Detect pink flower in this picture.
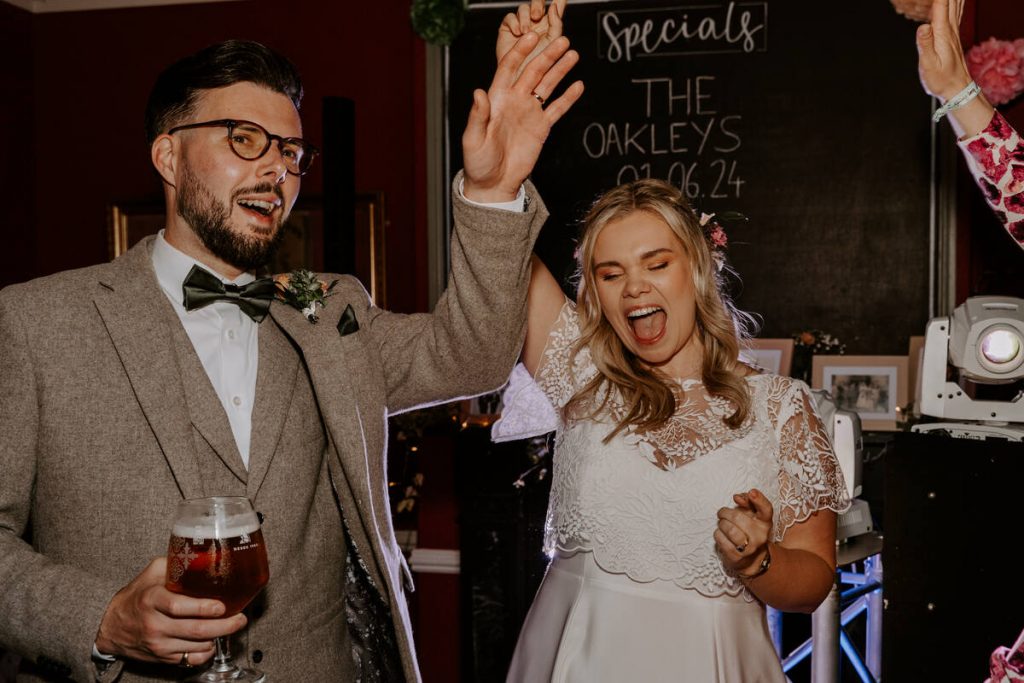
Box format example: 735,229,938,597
708,224,728,247
967,38,1024,106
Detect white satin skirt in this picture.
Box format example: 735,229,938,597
506,550,787,683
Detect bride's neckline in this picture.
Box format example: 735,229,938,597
671,373,765,388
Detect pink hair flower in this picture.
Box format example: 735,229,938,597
708,225,728,247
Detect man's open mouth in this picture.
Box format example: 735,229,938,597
237,198,278,217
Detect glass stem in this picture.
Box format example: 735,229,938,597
211,636,236,673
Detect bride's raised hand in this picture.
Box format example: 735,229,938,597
496,0,567,65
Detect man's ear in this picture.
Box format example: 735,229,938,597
151,134,178,187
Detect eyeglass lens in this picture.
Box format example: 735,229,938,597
229,122,311,175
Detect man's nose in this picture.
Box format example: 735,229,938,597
256,143,288,184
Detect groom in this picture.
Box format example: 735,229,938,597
0,28,581,683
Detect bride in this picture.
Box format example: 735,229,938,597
492,9,848,680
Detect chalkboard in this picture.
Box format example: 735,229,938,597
446,0,933,354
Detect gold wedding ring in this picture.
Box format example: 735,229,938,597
179,652,191,668
531,91,546,105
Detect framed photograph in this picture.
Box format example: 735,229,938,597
460,390,503,428
107,196,384,306
740,338,795,376
812,355,909,431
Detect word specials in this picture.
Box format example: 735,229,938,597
582,76,744,200
599,2,768,63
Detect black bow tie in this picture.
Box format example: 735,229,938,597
181,264,276,322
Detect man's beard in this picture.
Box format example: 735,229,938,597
177,165,287,272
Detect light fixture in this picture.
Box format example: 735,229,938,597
914,296,1024,439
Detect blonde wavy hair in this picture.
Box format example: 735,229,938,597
566,178,758,441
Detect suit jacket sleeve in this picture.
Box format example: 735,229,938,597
366,172,549,414
0,289,125,682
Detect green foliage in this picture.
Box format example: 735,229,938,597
410,0,467,47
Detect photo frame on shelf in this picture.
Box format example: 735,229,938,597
812,355,909,431
740,338,795,376
460,390,503,428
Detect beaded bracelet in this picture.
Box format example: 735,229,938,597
932,80,982,123
738,543,772,580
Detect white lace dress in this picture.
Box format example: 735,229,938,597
504,301,850,683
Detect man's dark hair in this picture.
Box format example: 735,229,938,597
144,40,303,144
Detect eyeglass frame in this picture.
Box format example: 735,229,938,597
167,118,319,176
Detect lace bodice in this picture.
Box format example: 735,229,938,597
534,301,850,598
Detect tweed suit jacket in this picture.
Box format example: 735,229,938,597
0,177,548,682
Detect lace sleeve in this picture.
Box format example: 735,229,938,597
958,110,1024,248
768,378,851,540
534,298,597,409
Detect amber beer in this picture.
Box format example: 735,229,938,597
166,523,269,616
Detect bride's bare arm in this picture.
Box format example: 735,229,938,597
522,254,568,375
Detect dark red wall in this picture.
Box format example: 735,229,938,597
1,3,35,289
8,0,429,312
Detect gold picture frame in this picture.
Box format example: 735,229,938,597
108,203,165,260
740,338,795,376
812,355,909,431
354,192,387,308
107,193,385,306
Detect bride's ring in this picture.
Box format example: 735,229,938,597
179,652,191,668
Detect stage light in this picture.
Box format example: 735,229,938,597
947,297,1024,382
915,296,1024,440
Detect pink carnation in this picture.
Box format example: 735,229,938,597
708,224,728,247
967,37,1024,106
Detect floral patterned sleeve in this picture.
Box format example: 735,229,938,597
959,110,1024,248
767,377,852,540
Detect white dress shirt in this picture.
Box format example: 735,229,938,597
151,232,259,467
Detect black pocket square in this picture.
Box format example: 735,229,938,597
337,304,359,336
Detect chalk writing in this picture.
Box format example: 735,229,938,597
580,74,745,200
600,2,768,63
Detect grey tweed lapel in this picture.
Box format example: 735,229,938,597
93,237,204,500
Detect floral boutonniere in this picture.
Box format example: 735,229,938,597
274,269,338,324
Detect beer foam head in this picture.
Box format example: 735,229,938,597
173,512,260,539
